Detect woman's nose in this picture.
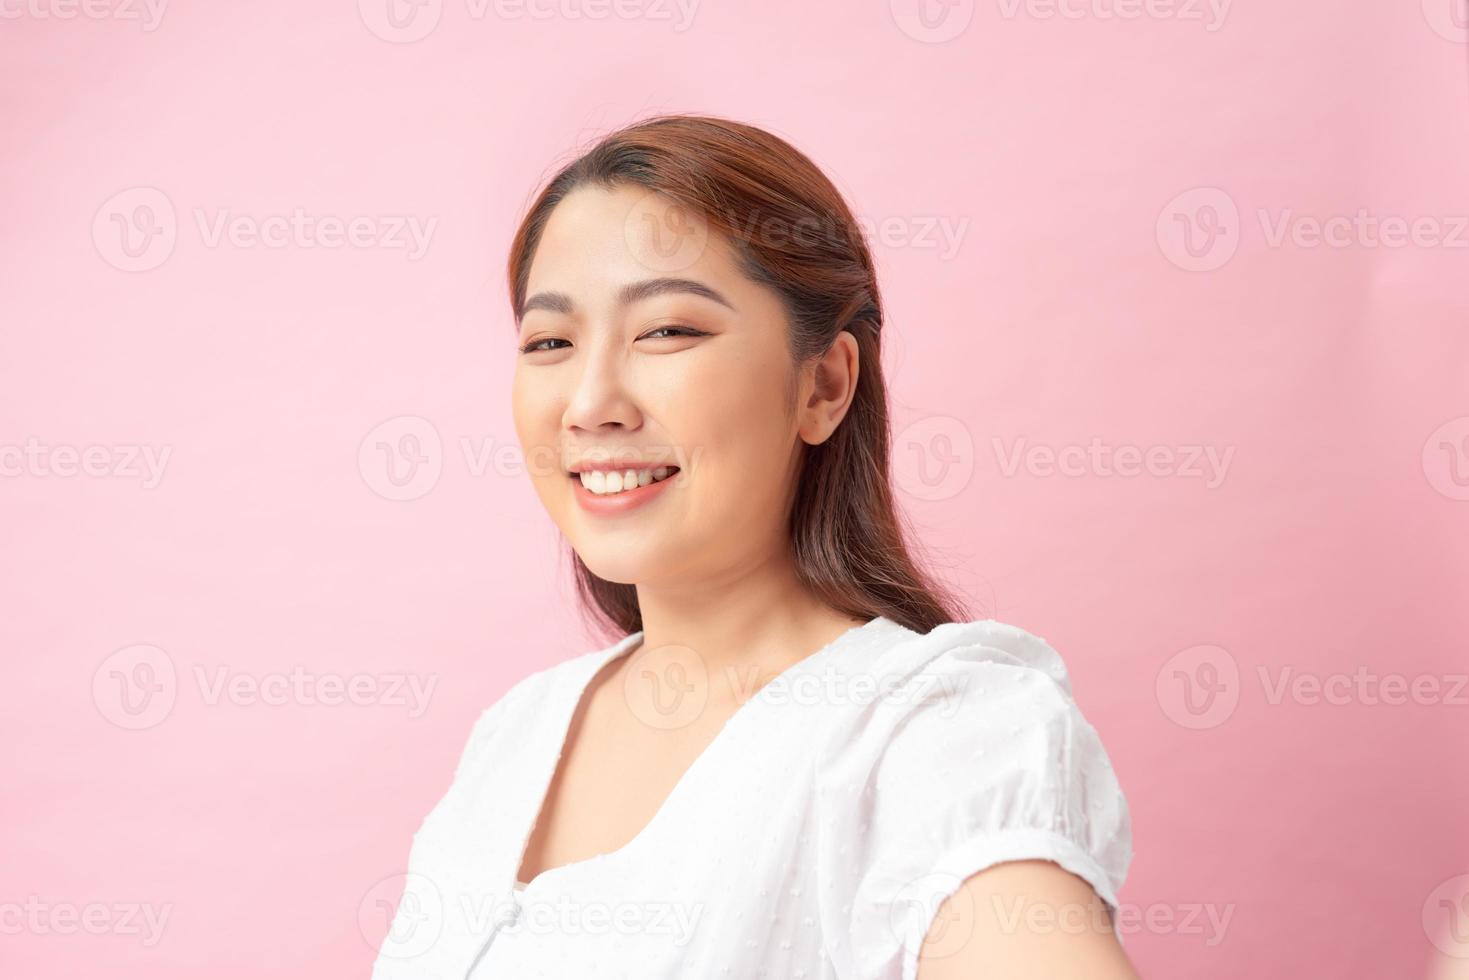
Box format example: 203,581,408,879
561,350,641,433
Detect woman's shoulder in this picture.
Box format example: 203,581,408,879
821,615,1115,769
807,616,1087,738
866,616,1077,691
812,618,1134,976
853,615,1121,787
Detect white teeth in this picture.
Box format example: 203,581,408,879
577,467,678,496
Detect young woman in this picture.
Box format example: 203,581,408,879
372,114,1137,979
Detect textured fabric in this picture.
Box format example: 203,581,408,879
370,616,1132,980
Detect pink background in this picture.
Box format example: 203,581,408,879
3,1,1467,977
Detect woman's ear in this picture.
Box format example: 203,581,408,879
798,329,860,446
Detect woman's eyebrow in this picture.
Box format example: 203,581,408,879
521,277,737,317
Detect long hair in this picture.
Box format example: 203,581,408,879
506,113,970,637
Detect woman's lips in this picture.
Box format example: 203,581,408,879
569,467,680,516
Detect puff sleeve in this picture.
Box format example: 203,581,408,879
812,620,1133,980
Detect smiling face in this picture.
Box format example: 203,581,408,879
511,183,812,588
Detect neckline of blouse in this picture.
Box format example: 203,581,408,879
508,614,902,895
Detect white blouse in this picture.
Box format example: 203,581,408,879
370,615,1132,980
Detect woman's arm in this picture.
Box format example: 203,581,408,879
916,859,1141,980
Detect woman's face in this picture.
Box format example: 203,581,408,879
511,183,810,588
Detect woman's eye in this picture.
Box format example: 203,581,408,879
518,337,570,354
640,325,706,341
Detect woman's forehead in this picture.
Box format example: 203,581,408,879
527,186,746,308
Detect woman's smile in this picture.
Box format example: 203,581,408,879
568,461,684,516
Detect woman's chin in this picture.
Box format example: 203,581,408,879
574,547,679,587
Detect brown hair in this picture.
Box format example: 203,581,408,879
506,113,970,638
